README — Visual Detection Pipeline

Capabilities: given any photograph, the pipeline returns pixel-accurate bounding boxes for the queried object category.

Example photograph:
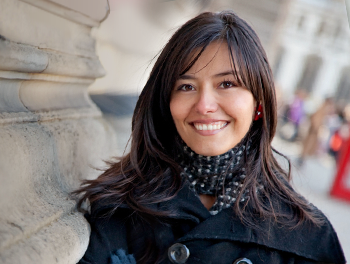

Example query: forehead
[184,41,234,77]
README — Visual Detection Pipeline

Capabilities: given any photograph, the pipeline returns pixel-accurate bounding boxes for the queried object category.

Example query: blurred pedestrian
[328,110,350,163]
[329,128,344,161]
[278,90,307,142]
[288,90,307,141]
[298,97,334,166]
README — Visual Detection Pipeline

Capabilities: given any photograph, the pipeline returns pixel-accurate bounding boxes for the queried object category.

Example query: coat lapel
[159,181,212,223]
[175,203,344,263]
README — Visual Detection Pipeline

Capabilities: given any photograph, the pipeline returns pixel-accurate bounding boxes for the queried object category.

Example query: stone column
[0,0,117,263]
[275,48,307,98]
[346,0,350,25]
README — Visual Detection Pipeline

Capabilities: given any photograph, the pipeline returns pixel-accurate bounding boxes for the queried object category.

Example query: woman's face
[170,42,256,156]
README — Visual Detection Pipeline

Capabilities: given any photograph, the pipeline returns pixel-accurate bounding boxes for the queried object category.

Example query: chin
[190,145,229,157]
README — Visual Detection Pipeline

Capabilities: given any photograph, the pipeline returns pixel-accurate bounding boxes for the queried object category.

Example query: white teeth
[193,122,227,131]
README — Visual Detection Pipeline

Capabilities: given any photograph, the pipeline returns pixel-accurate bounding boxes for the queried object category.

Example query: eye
[177,84,195,91]
[219,81,235,89]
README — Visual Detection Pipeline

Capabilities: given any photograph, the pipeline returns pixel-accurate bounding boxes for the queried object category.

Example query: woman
[75,11,345,264]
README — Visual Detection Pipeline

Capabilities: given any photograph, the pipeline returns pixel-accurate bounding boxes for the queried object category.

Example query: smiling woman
[170,42,255,156]
[74,11,346,264]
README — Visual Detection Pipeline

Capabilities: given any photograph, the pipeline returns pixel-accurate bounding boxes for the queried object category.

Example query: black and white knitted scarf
[179,140,251,215]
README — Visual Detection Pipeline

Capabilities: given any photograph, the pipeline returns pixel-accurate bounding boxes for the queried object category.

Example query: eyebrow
[178,71,235,80]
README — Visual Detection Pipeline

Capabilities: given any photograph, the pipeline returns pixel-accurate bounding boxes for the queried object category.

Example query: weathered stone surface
[0,38,105,78]
[0,0,96,58]
[21,0,108,27]
[0,70,94,85]
[0,38,48,73]
[0,111,39,124]
[0,115,117,264]
[46,0,110,22]
[0,77,98,113]
[0,80,29,113]
[44,50,106,78]
[0,211,90,264]
[19,81,91,111]
[0,0,115,263]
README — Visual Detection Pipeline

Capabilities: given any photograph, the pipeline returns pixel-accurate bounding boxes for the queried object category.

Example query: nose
[194,87,218,115]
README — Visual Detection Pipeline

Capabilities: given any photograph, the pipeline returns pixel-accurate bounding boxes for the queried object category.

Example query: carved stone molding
[0,37,48,73]
[0,35,104,115]
[0,38,105,78]
[20,0,110,27]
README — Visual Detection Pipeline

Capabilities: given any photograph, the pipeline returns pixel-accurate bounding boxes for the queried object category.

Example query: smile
[193,121,227,131]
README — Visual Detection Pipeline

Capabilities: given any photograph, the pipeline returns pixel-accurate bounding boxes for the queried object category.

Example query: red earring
[254,104,263,121]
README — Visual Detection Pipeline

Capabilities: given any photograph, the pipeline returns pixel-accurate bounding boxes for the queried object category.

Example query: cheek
[169,100,178,121]
[170,94,195,123]
[227,96,255,122]
[170,97,185,124]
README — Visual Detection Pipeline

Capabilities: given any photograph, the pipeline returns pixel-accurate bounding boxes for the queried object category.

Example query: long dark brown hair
[75,10,322,263]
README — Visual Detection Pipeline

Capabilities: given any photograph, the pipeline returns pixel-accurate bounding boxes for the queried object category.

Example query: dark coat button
[233,258,253,264]
[168,243,190,263]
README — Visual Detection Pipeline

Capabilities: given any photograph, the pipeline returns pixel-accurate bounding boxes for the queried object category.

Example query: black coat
[78,181,346,264]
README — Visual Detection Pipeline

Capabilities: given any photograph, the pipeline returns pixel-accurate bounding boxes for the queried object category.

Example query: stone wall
[0,0,117,263]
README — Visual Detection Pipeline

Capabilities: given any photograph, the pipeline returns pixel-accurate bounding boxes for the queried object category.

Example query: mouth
[192,121,228,131]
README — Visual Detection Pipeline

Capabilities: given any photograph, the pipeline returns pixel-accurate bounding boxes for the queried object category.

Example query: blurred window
[335,68,350,105]
[317,20,326,36]
[296,55,322,94]
[297,15,305,30]
[272,46,285,78]
[333,21,343,41]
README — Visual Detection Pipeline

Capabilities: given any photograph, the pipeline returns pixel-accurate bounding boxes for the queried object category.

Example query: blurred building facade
[273,0,350,109]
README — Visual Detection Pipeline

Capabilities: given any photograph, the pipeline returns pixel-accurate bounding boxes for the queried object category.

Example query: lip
[190,119,227,124]
[189,119,229,136]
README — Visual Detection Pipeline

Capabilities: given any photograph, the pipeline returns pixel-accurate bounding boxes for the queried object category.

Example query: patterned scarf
[179,140,251,215]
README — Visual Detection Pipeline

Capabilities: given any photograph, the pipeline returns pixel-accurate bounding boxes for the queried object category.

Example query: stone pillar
[346,0,350,25]
[0,0,117,263]
[275,48,306,98]
[312,55,345,101]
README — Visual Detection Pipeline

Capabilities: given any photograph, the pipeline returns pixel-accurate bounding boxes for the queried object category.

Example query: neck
[199,194,217,210]
[178,140,250,215]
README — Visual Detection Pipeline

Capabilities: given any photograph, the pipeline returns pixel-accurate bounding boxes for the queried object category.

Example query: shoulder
[78,201,132,264]
[265,185,345,263]
[174,202,346,264]
[247,199,346,263]
[276,208,344,262]
[89,199,127,218]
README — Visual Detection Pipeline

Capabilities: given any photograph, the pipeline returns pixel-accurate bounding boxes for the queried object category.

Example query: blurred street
[272,136,350,261]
